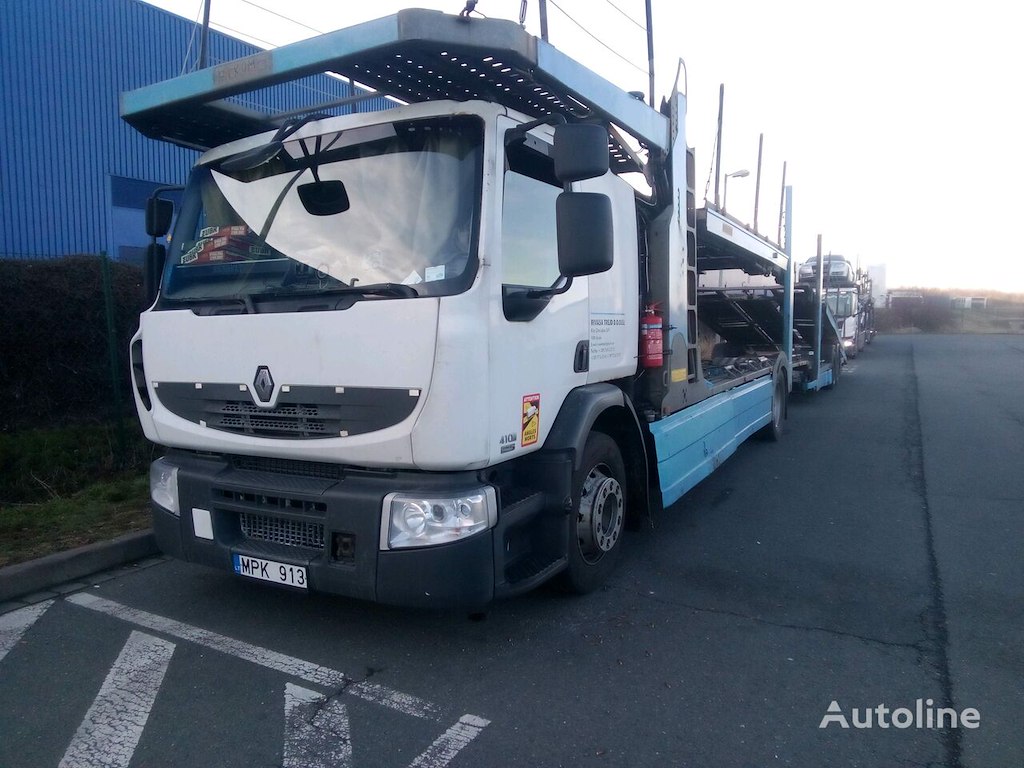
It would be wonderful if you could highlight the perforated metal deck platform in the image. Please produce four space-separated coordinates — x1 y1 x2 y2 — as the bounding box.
121 8 669 165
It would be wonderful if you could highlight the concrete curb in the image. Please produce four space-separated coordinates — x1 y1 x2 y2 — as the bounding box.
0 530 159 603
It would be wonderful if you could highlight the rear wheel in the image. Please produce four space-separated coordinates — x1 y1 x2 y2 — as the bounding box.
757 374 786 441
561 432 627 594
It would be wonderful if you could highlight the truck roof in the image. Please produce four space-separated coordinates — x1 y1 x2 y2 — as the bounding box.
121 8 670 165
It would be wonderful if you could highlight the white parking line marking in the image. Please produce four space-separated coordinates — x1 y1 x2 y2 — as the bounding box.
67 593 441 720
284 683 352 768
346 679 448 721
58 630 175 768
407 714 491 768
0 600 53 663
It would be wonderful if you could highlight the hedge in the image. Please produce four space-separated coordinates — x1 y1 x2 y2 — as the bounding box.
0 256 145 432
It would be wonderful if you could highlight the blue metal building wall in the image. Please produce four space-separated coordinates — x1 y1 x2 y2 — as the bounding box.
0 0 393 261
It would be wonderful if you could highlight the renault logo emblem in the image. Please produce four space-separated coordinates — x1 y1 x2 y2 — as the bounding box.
253 366 275 403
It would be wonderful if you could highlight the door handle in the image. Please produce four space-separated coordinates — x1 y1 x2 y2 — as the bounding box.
574 341 590 373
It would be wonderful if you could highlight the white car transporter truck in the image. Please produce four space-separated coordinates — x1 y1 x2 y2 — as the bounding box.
125 10 833 608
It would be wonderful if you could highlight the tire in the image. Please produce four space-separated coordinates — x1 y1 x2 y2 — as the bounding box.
757 375 786 442
560 432 627 594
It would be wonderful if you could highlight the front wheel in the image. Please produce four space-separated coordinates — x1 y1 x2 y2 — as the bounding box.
560 432 627 594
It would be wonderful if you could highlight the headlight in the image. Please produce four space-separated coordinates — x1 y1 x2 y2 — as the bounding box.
150 459 180 516
381 488 497 549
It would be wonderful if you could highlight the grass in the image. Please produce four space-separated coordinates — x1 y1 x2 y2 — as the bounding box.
0 420 155 504
0 475 151 568
0 419 156 568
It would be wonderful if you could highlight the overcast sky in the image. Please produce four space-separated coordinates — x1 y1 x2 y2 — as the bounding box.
142 0 1024 293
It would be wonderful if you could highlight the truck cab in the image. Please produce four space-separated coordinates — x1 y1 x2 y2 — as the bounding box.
825 287 860 356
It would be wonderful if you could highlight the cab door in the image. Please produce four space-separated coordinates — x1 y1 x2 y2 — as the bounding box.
486 117 590 463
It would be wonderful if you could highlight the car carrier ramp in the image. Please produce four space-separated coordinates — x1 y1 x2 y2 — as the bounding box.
693 206 795 348
792 287 844 350
696 207 789 282
121 8 669 164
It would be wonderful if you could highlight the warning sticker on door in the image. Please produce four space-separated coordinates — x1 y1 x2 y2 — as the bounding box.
521 394 540 447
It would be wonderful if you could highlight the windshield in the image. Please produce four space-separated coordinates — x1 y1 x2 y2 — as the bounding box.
160 115 483 311
826 291 856 318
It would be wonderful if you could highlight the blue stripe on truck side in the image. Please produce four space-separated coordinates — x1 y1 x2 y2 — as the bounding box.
650 377 773 508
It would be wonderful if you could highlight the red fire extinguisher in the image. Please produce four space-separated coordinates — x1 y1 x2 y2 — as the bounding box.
640 304 663 368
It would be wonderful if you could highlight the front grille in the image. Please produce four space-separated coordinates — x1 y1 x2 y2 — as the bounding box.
154 382 421 440
240 512 325 550
214 487 327 514
231 455 342 481
217 401 331 437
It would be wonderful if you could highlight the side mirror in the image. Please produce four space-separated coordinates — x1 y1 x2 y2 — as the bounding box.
557 192 613 277
146 197 174 237
553 123 609 184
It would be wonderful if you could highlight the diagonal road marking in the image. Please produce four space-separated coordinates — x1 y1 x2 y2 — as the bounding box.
67 592 441 720
407 714 491 768
284 683 353 768
58 630 175 768
0 600 53 664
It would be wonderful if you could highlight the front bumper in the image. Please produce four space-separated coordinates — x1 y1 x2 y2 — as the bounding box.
152 451 567 609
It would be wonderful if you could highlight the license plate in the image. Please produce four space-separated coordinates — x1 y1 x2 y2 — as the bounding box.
233 554 307 589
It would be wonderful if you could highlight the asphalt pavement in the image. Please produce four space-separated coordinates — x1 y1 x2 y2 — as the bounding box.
1 334 1020 767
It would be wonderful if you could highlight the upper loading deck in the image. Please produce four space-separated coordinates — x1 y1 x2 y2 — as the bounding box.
120 8 668 169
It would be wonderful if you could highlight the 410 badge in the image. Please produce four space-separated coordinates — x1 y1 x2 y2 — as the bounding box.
499 432 517 454
521 394 540 447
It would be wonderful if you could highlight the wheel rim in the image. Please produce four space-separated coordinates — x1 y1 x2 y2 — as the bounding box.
577 463 624 564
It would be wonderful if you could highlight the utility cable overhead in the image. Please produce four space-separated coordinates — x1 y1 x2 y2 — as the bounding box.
208 20 279 50
238 0 325 35
547 0 649 76
601 0 646 32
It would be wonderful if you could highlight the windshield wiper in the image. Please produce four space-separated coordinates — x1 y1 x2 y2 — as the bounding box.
254 282 419 300
219 112 332 173
161 295 255 314
337 282 419 298
160 283 417 314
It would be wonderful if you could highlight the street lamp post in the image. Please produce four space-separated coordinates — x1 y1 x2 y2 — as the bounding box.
723 169 749 214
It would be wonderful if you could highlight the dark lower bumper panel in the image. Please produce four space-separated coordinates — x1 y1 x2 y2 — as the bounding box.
150 451 565 609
